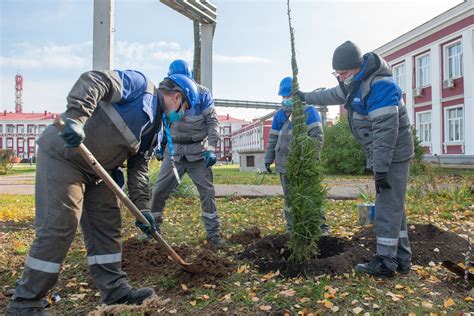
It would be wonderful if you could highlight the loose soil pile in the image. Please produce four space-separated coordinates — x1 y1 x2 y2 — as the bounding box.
240 224 471 278
122 240 234 287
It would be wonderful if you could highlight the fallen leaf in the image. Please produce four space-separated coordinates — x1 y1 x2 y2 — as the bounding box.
259 305 272 311
222 307 228 312
351 299 359 305
219 293 232 303
464 297 474 302
180 284 188 292
251 296 260 302
443 298 455 308
331 306 340 312
189 300 196 307
279 289 296 297
234 281 241 287
69 293 86 301
299 297 311 303
422 301 433 309
322 300 333 309
395 284 405 289
353 307 363 314
201 295 209 301
168 309 177 314
203 284 216 289
373 303 380 309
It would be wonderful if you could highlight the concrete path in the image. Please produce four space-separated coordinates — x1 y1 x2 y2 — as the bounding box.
0 173 36 195
0 173 373 199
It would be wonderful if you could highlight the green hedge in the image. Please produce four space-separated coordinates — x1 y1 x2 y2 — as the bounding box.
321 114 366 175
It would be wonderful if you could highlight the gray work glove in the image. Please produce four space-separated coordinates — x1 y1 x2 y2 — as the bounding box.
295 90 306 102
60 118 85 148
374 172 392 194
264 163 272 174
154 147 165 161
135 210 157 239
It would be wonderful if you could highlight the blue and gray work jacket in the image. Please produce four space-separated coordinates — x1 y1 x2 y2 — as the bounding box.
37 70 164 210
160 84 220 163
264 105 324 173
303 53 414 173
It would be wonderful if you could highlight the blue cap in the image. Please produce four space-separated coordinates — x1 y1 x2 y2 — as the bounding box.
165 74 199 109
168 59 193 78
278 76 293 97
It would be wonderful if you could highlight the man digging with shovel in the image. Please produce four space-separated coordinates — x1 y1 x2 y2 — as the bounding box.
150 59 227 248
5 69 199 315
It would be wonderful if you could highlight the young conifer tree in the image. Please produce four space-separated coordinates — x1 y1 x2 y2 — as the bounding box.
286 0 327 262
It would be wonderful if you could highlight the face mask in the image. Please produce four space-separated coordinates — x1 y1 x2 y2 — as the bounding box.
166 95 185 123
343 74 355 86
282 98 293 108
167 110 184 123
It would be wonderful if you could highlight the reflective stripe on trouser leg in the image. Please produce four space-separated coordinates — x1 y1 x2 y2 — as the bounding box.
187 159 221 238
13 148 84 302
151 153 184 220
81 180 131 305
280 174 293 230
375 160 411 269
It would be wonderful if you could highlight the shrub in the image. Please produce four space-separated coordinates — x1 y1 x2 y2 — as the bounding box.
410 128 426 175
0 149 14 175
321 114 366 175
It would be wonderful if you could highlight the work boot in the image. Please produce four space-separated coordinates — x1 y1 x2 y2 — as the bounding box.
354 256 395 278
321 225 330 237
4 300 52 316
111 287 155 305
396 262 411 275
207 235 228 249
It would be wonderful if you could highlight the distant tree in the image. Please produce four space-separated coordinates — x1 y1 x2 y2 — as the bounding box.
0 149 14 175
410 127 426 174
321 114 366 175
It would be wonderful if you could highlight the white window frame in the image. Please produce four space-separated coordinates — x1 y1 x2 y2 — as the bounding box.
443 39 463 80
415 52 431 88
444 105 464 145
416 110 432 145
17 125 25 135
392 62 406 92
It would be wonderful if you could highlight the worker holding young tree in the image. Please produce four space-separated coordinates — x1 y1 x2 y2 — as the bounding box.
5 69 199 315
150 59 227 248
297 41 414 278
264 76 329 235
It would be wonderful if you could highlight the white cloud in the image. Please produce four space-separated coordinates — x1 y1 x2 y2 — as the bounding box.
214 54 271 64
0 42 91 70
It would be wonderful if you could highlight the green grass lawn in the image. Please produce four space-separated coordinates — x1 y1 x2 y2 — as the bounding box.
0 163 36 177
1 177 472 314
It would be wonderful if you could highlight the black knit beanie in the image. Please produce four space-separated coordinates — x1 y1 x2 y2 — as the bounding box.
332 41 363 70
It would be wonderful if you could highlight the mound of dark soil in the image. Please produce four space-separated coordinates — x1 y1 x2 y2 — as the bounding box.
352 224 471 265
240 224 470 278
122 239 234 287
229 226 261 245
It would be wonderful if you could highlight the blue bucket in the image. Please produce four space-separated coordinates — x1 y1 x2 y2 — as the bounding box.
357 203 375 226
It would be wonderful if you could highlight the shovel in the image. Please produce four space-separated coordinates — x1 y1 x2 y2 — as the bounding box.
442 260 474 281
54 118 199 273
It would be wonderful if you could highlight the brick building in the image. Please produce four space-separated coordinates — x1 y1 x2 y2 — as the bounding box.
375 0 474 164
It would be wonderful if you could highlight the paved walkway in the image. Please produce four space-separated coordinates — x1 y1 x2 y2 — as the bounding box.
0 173 373 199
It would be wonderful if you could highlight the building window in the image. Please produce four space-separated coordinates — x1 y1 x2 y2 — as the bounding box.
0 125 3 134
17 125 25 134
416 54 430 88
416 111 431 144
224 126 231 134
444 41 462 79
39 125 47 134
7 138 13 148
27 125 35 134
392 63 406 92
445 106 463 143
7 125 15 134
246 155 255 167
224 138 230 147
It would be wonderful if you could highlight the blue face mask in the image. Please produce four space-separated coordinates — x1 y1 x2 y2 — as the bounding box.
282 98 293 108
167 110 184 123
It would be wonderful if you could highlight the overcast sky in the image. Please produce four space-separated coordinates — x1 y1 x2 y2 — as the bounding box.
0 0 463 120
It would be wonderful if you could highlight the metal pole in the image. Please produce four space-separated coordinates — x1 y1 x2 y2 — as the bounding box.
200 23 214 90
93 0 114 70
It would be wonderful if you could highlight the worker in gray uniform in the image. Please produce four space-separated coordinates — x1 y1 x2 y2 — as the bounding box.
264 76 328 235
5 70 199 315
151 60 226 247
297 41 414 278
